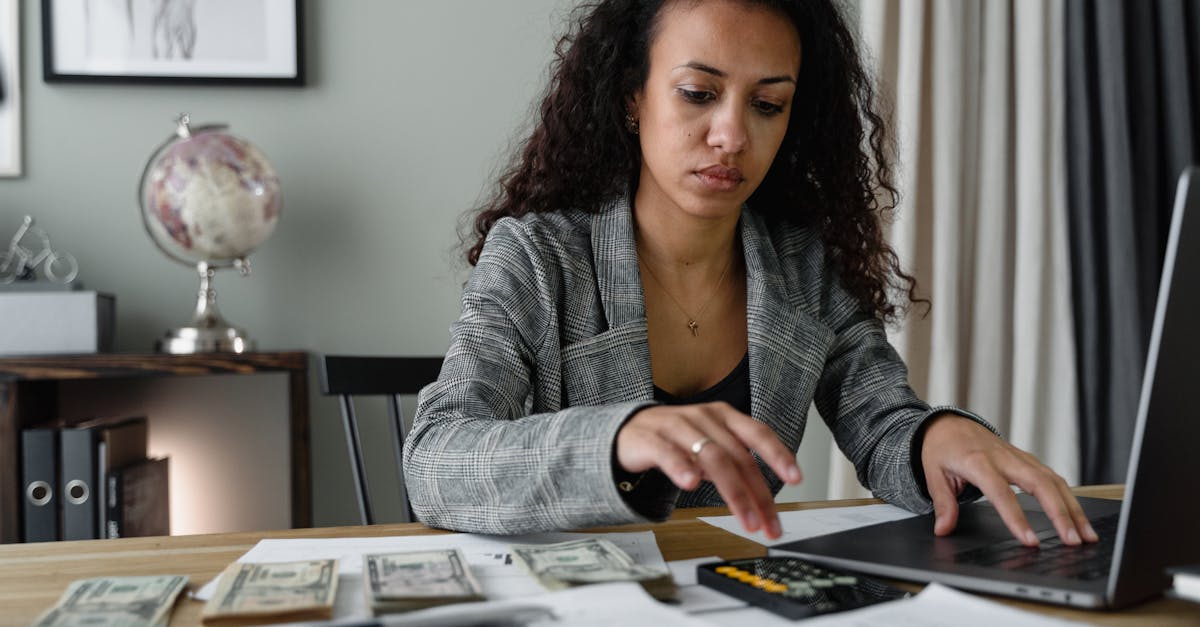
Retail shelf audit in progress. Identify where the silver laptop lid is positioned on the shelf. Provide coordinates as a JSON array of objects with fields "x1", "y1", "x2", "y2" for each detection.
[{"x1": 1108, "y1": 166, "x2": 1200, "y2": 606}]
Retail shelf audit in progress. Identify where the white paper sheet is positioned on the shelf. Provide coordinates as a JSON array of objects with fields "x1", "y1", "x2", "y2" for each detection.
[
  {"x1": 783, "y1": 583, "x2": 1094, "y2": 626},
  {"x1": 274, "y1": 581, "x2": 707, "y2": 626},
  {"x1": 699, "y1": 503, "x2": 917, "y2": 545},
  {"x1": 194, "y1": 530, "x2": 666, "y2": 619}
]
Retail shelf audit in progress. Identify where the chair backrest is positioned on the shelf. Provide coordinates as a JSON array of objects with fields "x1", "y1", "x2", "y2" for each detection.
[{"x1": 317, "y1": 355, "x2": 443, "y2": 525}]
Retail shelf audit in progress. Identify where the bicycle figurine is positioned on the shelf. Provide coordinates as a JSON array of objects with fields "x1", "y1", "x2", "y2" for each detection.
[{"x1": 0, "y1": 216, "x2": 79, "y2": 285}]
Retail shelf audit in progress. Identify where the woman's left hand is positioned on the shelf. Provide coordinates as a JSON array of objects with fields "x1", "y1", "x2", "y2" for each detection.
[{"x1": 919, "y1": 413, "x2": 1100, "y2": 547}]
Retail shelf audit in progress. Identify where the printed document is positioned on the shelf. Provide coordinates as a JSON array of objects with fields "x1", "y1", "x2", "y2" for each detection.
[{"x1": 700, "y1": 503, "x2": 916, "y2": 545}]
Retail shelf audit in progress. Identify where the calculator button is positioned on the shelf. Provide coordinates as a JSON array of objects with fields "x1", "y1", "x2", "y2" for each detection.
[
  {"x1": 810, "y1": 578, "x2": 834, "y2": 588},
  {"x1": 715, "y1": 566, "x2": 737, "y2": 575},
  {"x1": 833, "y1": 576, "x2": 858, "y2": 586}
]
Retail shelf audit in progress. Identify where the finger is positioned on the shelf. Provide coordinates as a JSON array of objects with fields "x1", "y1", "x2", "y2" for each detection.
[
  {"x1": 668, "y1": 421, "x2": 766, "y2": 534},
  {"x1": 971, "y1": 464, "x2": 1040, "y2": 546},
  {"x1": 655, "y1": 405, "x2": 783, "y2": 539},
  {"x1": 693, "y1": 439, "x2": 779, "y2": 537},
  {"x1": 1015, "y1": 463, "x2": 1087, "y2": 546},
  {"x1": 926, "y1": 470, "x2": 960, "y2": 537},
  {"x1": 1012, "y1": 451, "x2": 1098, "y2": 543},
  {"x1": 713, "y1": 405, "x2": 802, "y2": 484},
  {"x1": 1062, "y1": 482, "x2": 1099, "y2": 542},
  {"x1": 721, "y1": 448, "x2": 782, "y2": 539},
  {"x1": 1056, "y1": 477, "x2": 1098, "y2": 543},
  {"x1": 693, "y1": 407, "x2": 785, "y2": 538},
  {"x1": 641, "y1": 432, "x2": 701, "y2": 491}
]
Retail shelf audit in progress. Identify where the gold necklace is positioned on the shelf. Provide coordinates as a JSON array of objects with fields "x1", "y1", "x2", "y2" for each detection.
[{"x1": 639, "y1": 253, "x2": 733, "y2": 337}]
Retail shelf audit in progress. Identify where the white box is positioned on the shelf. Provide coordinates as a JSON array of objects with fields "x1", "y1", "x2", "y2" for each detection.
[{"x1": 0, "y1": 291, "x2": 115, "y2": 355}]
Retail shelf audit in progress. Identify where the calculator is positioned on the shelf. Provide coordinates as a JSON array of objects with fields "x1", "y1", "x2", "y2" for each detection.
[{"x1": 697, "y1": 557, "x2": 911, "y2": 619}]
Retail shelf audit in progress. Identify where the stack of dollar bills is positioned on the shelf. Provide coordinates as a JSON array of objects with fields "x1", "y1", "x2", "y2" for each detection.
[
  {"x1": 32, "y1": 575, "x2": 188, "y2": 627},
  {"x1": 363, "y1": 548, "x2": 486, "y2": 615},
  {"x1": 201, "y1": 559, "x2": 339, "y2": 624},
  {"x1": 511, "y1": 538, "x2": 677, "y2": 601}
]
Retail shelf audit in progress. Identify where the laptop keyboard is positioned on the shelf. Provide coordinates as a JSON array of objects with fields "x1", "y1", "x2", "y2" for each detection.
[{"x1": 952, "y1": 513, "x2": 1120, "y2": 581}]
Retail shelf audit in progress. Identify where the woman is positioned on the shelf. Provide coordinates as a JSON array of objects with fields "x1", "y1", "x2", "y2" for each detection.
[{"x1": 404, "y1": 0, "x2": 1096, "y2": 547}]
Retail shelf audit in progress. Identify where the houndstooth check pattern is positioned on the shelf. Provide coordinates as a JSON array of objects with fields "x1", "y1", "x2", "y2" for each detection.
[{"x1": 403, "y1": 196, "x2": 996, "y2": 534}]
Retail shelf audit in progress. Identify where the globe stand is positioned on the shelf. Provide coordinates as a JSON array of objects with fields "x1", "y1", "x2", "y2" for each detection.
[{"x1": 157, "y1": 261, "x2": 255, "y2": 354}]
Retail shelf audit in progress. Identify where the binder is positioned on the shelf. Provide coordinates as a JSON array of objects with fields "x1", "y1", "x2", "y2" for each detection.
[
  {"x1": 106, "y1": 457, "x2": 169, "y2": 539},
  {"x1": 59, "y1": 426, "x2": 100, "y2": 541},
  {"x1": 92, "y1": 417, "x2": 148, "y2": 538},
  {"x1": 60, "y1": 416, "x2": 149, "y2": 540},
  {"x1": 20, "y1": 428, "x2": 59, "y2": 543}
]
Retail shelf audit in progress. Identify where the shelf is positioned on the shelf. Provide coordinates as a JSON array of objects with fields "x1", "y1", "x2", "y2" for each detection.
[
  {"x1": 0, "y1": 351, "x2": 311, "y2": 543},
  {"x1": 0, "y1": 351, "x2": 307, "y2": 381}
]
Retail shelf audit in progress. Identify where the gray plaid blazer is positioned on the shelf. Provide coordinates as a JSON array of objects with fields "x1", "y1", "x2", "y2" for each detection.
[{"x1": 404, "y1": 196, "x2": 994, "y2": 534}]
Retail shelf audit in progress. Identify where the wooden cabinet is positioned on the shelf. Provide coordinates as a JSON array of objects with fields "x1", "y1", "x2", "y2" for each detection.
[{"x1": 0, "y1": 352, "x2": 310, "y2": 544}]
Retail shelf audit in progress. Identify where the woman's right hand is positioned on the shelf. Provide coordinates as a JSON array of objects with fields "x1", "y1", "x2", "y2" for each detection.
[{"x1": 615, "y1": 402, "x2": 801, "y2": 539}]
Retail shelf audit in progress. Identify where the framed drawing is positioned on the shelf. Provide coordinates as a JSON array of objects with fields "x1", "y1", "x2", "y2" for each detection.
[
  {"x1": 42, "y1": 0, "x2": 304, "y2": 85},
  {"x1": 0, "y1": 0, "x2": 21, "y2": 176}
]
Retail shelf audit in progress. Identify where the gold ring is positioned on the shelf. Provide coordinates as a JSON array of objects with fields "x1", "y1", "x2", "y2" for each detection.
[{"x1": 691, "y1": 437, "x2": 713, "y2": 456}]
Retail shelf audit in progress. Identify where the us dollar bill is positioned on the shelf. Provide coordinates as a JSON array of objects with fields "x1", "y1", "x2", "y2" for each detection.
[
  {"x1": 510, "y1": 538, "x2": 676, "y2": 601},
  {"x1": 31, "y1": 575, "x2": 188, "y2": 627},
  {"x1": 202, "y1": 559, "x2": 338, "y2": 623},
  {"x1": 364, "y1": 548, "x2": 485, "y2": 614}
]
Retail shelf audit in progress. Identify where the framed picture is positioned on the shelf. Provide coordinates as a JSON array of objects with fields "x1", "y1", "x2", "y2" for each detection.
[
  {"x1": 42, "y1": 0, "x2": 304, "y2": 85},
  {"x1": 0, "y1": 0, "x2": 21, "y2": 176}
]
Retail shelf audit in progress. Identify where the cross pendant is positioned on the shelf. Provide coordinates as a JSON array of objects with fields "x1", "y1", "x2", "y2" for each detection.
[{"x1": 688, "y1": 320, "x2": 699, "y2": 337}]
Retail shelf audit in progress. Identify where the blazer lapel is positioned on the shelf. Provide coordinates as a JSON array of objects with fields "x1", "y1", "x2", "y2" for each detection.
[
  {"x1": 560, "y1": 198, "x2": 654, "y2": 406},
  {"x1": 740, "y1": 211, "x2": 835, "y2": 449}
]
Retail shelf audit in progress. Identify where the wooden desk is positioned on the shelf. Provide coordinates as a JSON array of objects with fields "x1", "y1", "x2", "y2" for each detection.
[
  {"x1": 0, "y1": 352, "x2": 311, "y2": 544},
  {"x1": 0, "y1": 485, "x2": 1195, "y2": 625}
]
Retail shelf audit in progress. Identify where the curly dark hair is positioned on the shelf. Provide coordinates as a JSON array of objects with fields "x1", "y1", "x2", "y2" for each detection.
[{"x1": 466, "y1": 0, "x2": 924, "y2": 322}]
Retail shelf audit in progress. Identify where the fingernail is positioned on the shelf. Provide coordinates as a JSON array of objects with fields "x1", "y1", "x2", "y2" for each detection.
[
  {"x1": 1085, "y1": 524, "x2": 1098, "y2": 541},
  {"x1": 1067, "y1": 528, "x2": 1081, "y2": 545},
  {"x1": 768, "y1": 517, "x2": 782, "y2": 538},
  {"x1": 679, "y1": 471, "x2": 696, "y2": 486},
  {"x1": 745, "y1": 510, "x2": 761, "y2": 531},
  {"x1": 1024, "y1": 530, "x2": 1039, "y2": 546},
  {"x1": 787, "y1": 465, "x2": 802, "y2": 483}
]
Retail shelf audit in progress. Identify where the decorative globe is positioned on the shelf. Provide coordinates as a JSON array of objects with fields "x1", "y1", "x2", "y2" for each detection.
[
  {"x1": 138, "y1": 114, "x2": 281, "y2": 354},
  {"x1": 140, "y1": 118, "x2": 281, "y2": 266}
]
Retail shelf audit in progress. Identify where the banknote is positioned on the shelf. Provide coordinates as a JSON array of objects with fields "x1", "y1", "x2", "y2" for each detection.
[
  {"x1": 364, "y1": 548, "x2": 485, "y2": 614},
  {"x1": 202, "y1": 559, "x2": 338, "y2": 623},
  {"x1": 31, "y1": 574, "x2": 188, "y2": 627},
  {"x1": 510, "y1": 538, "x2": 676, "y2": 600}
]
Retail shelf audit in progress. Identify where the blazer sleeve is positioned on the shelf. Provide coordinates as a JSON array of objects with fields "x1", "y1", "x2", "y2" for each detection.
[
  {"x1": 812, "y1": 308, "x2": 999, "y2": 514},
  {"x1": 403, "y1": 219, "x2": 659, "y2": 534}
]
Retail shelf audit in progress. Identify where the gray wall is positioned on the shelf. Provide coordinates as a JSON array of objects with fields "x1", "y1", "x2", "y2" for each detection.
[{"x1": 1, "y1": 0, "x2": 832, "y2": 530}]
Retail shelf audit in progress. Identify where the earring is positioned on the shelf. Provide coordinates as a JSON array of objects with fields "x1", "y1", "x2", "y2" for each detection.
[{"x1": 625, "y1": 112, "x2": 640, "y2": 135}]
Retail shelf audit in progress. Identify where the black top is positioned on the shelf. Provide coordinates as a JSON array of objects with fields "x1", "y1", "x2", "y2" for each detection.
[{"x1": 653, "y1": 353, "x2": 751, "y2": 414}]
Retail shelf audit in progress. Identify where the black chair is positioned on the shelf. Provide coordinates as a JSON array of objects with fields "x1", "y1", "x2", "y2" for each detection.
[{"x1": 317, "y1": 355, "x2": 443, "y2": 525}]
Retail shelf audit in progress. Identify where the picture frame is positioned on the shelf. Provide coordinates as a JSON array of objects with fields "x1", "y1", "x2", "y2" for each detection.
[
  {"x1": 0, "y1": 0, "x2": 21, "y2": 176},
  {"x1": 42, "y1": 0, "x2": 304, "y2": 86}
]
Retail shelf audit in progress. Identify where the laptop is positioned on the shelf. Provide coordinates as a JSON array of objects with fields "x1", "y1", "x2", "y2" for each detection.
[{"x1": 771, "y1": 166, "x2": 1200, "y2": 609}]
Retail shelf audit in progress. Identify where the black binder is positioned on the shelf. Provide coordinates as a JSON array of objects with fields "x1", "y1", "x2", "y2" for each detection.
[
  {"x1": 20, "y1": 428, "x2": 59, "y2": 543},
  {"x1": 60, "y1": 426, "x2": 99, "y2": 541}
]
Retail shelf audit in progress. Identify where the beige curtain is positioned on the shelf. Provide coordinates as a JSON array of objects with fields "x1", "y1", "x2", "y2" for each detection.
[{"x1": 828, "y1": 0, "x2": 1079, "y2": 500}]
